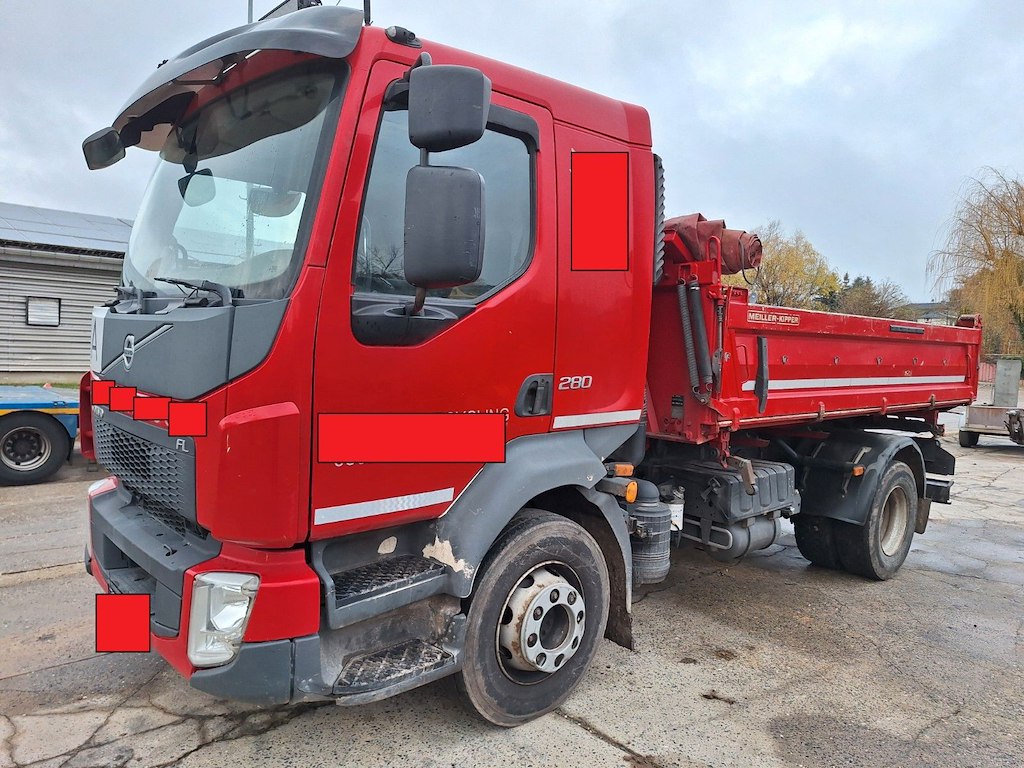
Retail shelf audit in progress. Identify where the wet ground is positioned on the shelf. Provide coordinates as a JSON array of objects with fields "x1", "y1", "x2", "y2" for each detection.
[{"x1": 1, "y1": 426, "x2": 1021, "y2": 768}]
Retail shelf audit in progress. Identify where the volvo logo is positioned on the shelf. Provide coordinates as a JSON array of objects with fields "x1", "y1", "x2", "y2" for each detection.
[{"x1": 123, "y1": 335, "x2": 136, "y2": 370}]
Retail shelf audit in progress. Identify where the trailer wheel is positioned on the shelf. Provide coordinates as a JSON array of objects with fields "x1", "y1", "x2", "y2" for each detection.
[
  {"x1": 793, "y1": 515, "x2": 841, "y2": 569},
  {"x1": 0, "y1": 412, "x2": 70, "y2": 486},
  {"x1": 835, "y1": 461, "x2": 917, "y2": 580},
  {"x1": 457, "y1": 509, "x2": 609, "y2": 727},
  {"x1": 958, "y1": 430, "x2": 979, "y2": 448}
]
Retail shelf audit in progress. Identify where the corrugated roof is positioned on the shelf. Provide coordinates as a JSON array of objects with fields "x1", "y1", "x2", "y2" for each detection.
[{"x1": 0, "y1": 202, "x2": 132, "y2": 257}]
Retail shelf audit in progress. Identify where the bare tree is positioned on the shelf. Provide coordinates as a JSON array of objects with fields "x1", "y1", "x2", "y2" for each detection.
[
  {"x1": 362, "y1": 243, "x2": 404, "y2": 279},
  {"x1": 930, "y1": 168, "x2": 1024, "y2": 353}
]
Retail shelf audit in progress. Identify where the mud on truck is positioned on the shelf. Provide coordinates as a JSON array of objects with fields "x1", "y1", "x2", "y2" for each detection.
[{"x1": 79, "y1": 5, "x2": 981, "y2": 725}]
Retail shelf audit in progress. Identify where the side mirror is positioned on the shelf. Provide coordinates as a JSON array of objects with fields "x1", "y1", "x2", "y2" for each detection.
[
  {"x1": 404, "y1": 165, "x2": 484, "y2": 289},
  {"x1": 408, "y1": 65, "x2": 491, "y2": 152},
  {"x1": 82, "y1": 128, "x2": 125, "y2": 170}
]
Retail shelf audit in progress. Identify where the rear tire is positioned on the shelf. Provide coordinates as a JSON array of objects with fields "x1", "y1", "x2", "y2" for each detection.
[
  {"x1": 958, "y1": 430, "x2": 979, "y2": 448},
  {"x1": 835, "y1": 461, "x2": 917, "y2": 580},
  {"x1": 793, "y1": 515, "x2": 841, "y2": 569},
  {"x1": 0, "y1": 412, "x2": 70, "y2": 485},
  {"x1": 457, "y1": 509, "x2": 609, "y2": 727}
]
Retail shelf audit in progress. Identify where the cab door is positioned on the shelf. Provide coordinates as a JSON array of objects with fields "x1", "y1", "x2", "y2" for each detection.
[{"x1": 310, "y1": 59, "x2": 557, "y2": 539}]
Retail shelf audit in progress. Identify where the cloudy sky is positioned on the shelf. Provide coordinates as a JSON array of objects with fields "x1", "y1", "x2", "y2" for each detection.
[{"x1": 1, "y1": 1, "x2": 1022, "y2": 300}]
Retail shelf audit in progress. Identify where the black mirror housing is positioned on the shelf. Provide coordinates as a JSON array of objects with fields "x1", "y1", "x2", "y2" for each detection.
[
  {"x1": 404, "y1": 165, "x2": 485, "y2": 289},
  {"x1": 82, "y1": 128, "x2": 126, "y2": 170},
  {"x1": 408, "y1": 65, "x2": 491, "y2": 152}
]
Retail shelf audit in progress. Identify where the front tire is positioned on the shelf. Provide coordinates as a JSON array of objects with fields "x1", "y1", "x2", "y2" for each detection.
[
  {"x1": 457, "y1": 509, "x2": 610, "y2": 727},
  {"x1": 835, "y1": 461, "x2": 917, "y2": 580},
  {"x1": 0, "y1": 413, "x2": 70, "y2": 485}
]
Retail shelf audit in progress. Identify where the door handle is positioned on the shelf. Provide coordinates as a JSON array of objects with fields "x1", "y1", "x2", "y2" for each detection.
[{"x1": 515, "y1": 374, "x2": 553, "y2": 417}]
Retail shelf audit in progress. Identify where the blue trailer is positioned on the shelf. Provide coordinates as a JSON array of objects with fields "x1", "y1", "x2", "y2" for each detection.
[{"x1": 0, "y1": 385, "x2": 79, "y2": 485}]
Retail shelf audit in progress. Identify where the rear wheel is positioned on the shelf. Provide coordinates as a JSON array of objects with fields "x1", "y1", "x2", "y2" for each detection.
[
  {"x1": 457, "y1": 509, "x2": 609, "y2": 726},
  {"x1": 958, "y1": 429, "x2": 979, "y2": 448},
  {"x1": 0, "y1": 413, "x2": 70, "y2": 485},
  {"x1": 835, "y1": 461, "x2": 917, "y2": 580},
  {"x1": 793, "y1": 515, "x2": 841, "y2": 569}
]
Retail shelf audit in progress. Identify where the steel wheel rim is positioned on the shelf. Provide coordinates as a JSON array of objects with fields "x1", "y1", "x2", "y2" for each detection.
[
  {"x1": 495, "y1": 561, "x2": 586, "y2": 685},
  {"x1": 1, "y1": 426, "x2": 51, "y2": 472},
  {"x1": 879, "y1": 485, "x2": 910, "y2": 557}
]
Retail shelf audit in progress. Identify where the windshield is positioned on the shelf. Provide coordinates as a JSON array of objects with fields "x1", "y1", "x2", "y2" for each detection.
[{"x1": 124, "y1": 61, "x2": 341, "y2": 300}]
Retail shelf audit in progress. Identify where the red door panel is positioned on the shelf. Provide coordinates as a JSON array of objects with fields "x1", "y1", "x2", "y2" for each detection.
[
  {"x1": 551, "y1": 124, "x2": 653, "y2": 433},
  {"x1": 310, "y1": 60, "x2": 557, "y2": 539}
]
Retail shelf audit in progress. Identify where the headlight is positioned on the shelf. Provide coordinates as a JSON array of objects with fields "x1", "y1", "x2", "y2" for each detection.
[{"x1": 187, "y1": 572, "x2": 259, "y2": 668}]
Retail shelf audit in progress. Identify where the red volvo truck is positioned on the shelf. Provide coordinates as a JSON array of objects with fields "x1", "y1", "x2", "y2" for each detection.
[{"x1": 79, "y1": 5, "x2": 981, "y2": 725}]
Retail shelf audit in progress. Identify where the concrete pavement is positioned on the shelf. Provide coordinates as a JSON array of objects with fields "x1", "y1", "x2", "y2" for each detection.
[{"x1": 1, "y1": 434, "x2": 1021, "y2": 767}]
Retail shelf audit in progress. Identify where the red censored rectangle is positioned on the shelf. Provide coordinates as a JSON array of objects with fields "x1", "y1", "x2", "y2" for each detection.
[
  {"x1": 95, "y1": 594, "x2": 151, "y2": 653},
  {"x1": 92, "y1": 379, "x2": 114, "y2": 406},
  {"x1": 571, "y1": 152, "x2": 629, "y2": 271},
  {"x1": 133, "y1": 396, "x2": 171, "y2": 421},
  {"x1": 108, "y1": 386, "x2": 137, "y2": 413},
  {"x1": 318, "y1": 414, "x2": 506, "y2": 463},
  {"x1": 168, "y1": 402, "x2": 207, "y2": 437}
]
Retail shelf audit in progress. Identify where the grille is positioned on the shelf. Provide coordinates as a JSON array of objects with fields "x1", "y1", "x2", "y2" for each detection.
[{"x1": 94, "y1": 419, "x2": 203, "y2": 538}]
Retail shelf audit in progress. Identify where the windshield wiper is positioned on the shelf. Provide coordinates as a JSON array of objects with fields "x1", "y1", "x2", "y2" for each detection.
[
  {"x1": 104, "y1": 283, "x2": 156, "y2": 314},
  {"x1": 154, "y1": 276, "x2": 235, "y2": 307}
]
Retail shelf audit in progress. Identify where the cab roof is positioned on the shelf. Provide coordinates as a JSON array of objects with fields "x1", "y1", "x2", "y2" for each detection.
[
  {"x1": 106, "y1": 5, "x2": 650, "y2": 152},
  {"x1": 407, "y1": 33, "x2": 652, "y2": 147}
]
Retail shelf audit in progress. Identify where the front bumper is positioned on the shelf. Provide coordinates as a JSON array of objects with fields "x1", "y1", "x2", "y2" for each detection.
[
  {"x1": 89, "y1": 481, "x2": 219, "y2": 636},
  {"x1": 87, "y1": 483, "x2": 321, "y2": 700},
  {"x1": 190, "y1": 637, "x2": 314, "y2": 706}
]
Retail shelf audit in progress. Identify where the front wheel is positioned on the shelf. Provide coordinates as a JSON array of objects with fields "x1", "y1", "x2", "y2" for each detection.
[
  {"x1": 0, "y1": 413, "x2": 70, "y2": 485},
  {"x1": 457, "y1": 509, "x2": 610, "y2": 726},
  {"x1": 835, "y1": 461, "x2": 917, "y2": 580}
]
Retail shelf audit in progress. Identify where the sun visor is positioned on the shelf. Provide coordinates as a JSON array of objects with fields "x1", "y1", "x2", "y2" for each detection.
[{"x1": 112, "y1": 6, "x2": 362, "y2": 151}]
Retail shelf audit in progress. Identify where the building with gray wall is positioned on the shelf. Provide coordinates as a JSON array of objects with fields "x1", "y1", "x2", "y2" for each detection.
[{"x1": 1, "y1": 203, "x2": 129, "y2": 381}]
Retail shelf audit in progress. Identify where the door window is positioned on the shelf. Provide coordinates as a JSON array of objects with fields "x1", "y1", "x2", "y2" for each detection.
[{"x1": 354, "y1": 109, "x2": 533, "y2": 303}]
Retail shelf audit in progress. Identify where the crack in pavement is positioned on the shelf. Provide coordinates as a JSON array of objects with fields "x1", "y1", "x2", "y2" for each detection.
[
  {"x1": 143, "y1": 702, "x2": 329, "y2": 768},
  {"x1": 804, "y1": 581, "x2": 951, "y2": 703},
  {"x1": 55, "y1": 669, "x2": 165, "y2": 768},
  {"x1": 908, "y1": 706, "x2": 963, "y2": 747},
  {"x1": 0, "y1": 529, "x2": 69, "y2": 543},
  {"x1": 557, "y1": 709, "x2": 679, "y2": 768},
  {"x1": 0, "y1": 654, "x2": 103, "y2": 683},
  {"x1": 6, "y1": 678, "x2": 329, "y2": 768},
  {"x1": 631, "y1": 583, "x2": 677, "y2": 606},
  {"x1": 913, "y1": 566, "x2": 1024, "y2": 596},
  {"x1": 1, "y1": 712, "x2": 14, "y2": 767},
  {"x1": 0, "y1": 562, "x2": 81, "y2": 582}
]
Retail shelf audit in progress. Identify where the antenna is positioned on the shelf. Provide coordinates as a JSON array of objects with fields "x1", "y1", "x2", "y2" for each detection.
[{"x1": 363, "y1": 0, "x2": 371, "y2": 25}]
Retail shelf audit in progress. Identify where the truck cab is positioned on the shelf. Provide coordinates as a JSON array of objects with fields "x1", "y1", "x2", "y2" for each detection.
[{"x1": 82, "y1": 6, "x2": 654, "y2": 724}]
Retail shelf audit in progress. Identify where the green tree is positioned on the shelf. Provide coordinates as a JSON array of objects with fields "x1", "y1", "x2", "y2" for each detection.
[
  {"x1": 837, "y1": 276, "x2": 913, "y2": 319},
  {"x1": 736, "y1": 220, "x2": 840, "y2": 309}
]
